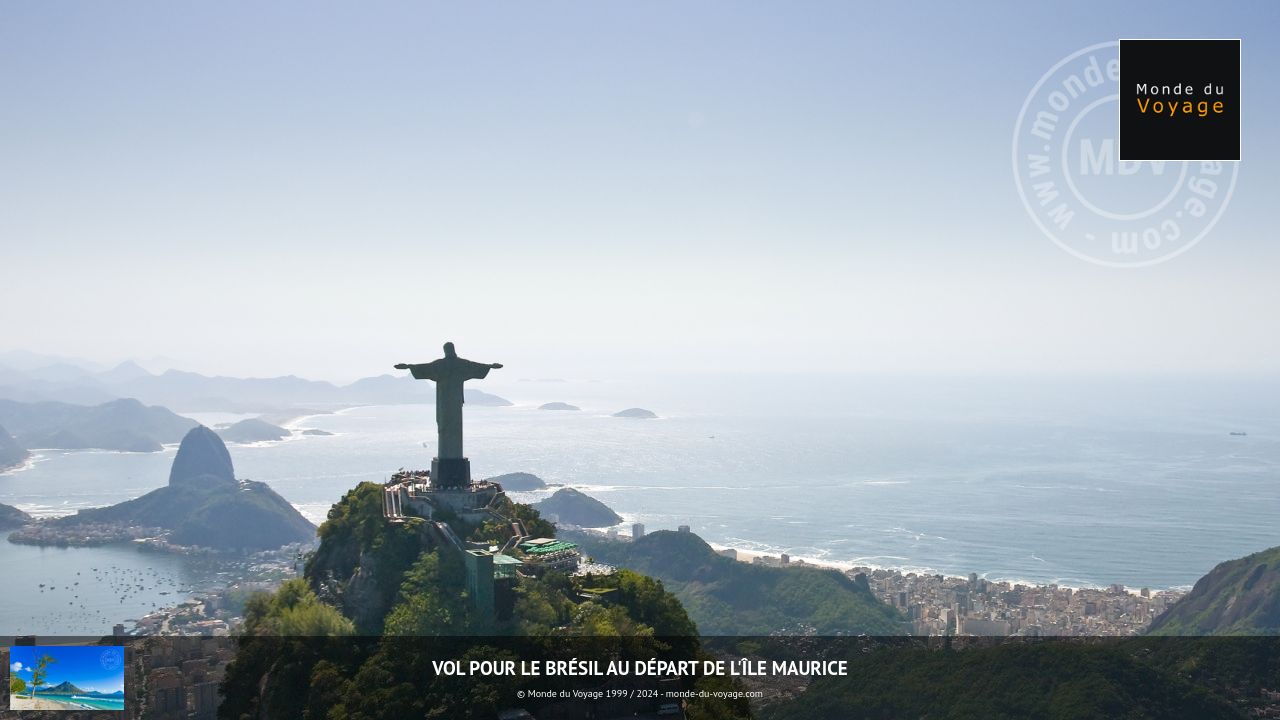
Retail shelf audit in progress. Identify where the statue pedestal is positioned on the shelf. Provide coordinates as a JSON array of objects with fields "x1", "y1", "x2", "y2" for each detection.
[{"x1": 431, "y1": 457, "x2": 471, "y2": 489}]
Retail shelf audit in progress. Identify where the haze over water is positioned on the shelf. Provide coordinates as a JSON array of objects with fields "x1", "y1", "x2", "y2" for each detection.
[{"x1": 1, "y1": 373, "x2": 1277, "y2": 634}]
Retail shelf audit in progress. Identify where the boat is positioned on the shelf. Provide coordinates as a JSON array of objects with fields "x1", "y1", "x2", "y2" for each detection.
[{"x1": 1229, "y1": 431, "x2": 1247, "y2": 436}]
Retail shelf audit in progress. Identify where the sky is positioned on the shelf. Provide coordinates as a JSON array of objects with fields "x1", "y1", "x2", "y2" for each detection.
[
  {"x1": 9, "y1": 645, "x2": 125, "y2": 694},
  {"x1": 1, "y1": 2, "x2": 1278, "y2": 383}
]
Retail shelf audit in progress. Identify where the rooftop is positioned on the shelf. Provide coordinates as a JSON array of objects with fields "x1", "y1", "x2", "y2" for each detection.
[{"x1": 520, "y1": 540, "x2": 579, "y2": 555}]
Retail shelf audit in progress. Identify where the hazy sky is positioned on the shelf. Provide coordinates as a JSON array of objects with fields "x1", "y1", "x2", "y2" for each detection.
[{"x1": 2, "y1": 2, "x2": 1277, "y2": 382}]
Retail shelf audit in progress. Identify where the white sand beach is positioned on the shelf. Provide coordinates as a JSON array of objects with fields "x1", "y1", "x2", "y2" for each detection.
[{"x1": 10, "y1": 694, "x2": 93, "y2": 710}]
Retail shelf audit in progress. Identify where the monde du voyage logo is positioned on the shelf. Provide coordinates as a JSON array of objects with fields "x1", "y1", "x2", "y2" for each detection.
[{"x1": 1013, "y1": 40, "x2": 1240, "y2": 267}]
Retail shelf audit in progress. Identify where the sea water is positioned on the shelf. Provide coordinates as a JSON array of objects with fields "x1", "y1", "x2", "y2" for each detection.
[
  {"x1": 62, "y1": 696, "x2": 127, "y2": 711},
  {"x1": 0, "y1": 529, "x2": 230, "y2": 636},
  {"x1": 1, "y1": 373, "x2": 1277, "y2": 634}
]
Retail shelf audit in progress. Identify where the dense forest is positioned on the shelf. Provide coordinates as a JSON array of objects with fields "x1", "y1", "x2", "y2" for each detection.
[{"x1": 219, "y1": 482, "x2": 751, "y2": 720}]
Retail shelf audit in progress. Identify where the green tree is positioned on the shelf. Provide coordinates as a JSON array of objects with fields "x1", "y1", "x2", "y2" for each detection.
[
  {"x1": 31, "y1": 653, "x2": 55, "y2": 702},
  {"x1": 384, "y1": 550, "x2": 477, "y2": 636},
  {"x1": 9, "y1": 676, "x2": 25, "y2": 695},
  {"x1": 243, "y1": 578, "x2": 355, "y2": 636}
]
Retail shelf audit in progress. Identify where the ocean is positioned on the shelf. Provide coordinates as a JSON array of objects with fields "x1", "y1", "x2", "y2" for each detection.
[
  {"x1": 52, "y1": 696, "x2": 126, "y2": 711},
  {"x1": 1, "y1": 373, "x2": 1277, "y2": 635}
]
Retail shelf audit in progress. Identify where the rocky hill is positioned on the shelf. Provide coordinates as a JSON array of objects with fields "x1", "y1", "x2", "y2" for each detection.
[
  {"x1": 18, "y1": 426, "x2": 313, "y2": 552},
  {"x1": 0, "y1": 398, "x2": 196, "y2": 452},
  {"x1": 168, "y1": 426, "x2": 237, "y2": 488},
  {"x1": 571, "y1": 529, "x2": 904, "y2": 635},
  {"x1": 0, "y1": 423, "x2": 28, "y2": 470},
  {"x1": 41, "y1": 680, "x2": 87, "y2": 696},
  {"x1": 535, "y1": 488, "x2": 621, "y2": 527},
  {"x1": 216, "y1": 418, "x2": 291, "y2": 443},
  {"x1": 1148, "y1": 544, "x2": 1280, "y2": 635},
  {"x1": 488, "y1": 471, "x2": 547, "y2": 490},
  {"x1": 0, "y1": 502, "x2": 31, "y2": 529},
  {"x1": 217, "y1": 480, "x2": 735, "y2": 720}
]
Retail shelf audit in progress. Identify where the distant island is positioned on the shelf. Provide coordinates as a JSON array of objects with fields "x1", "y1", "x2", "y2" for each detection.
[
  {"x1": 487, "y1": 471, "x2": 547, "y2": 490},
  {"x1": 216, "y1": 418, "x2": 291, "y2": 443},
  {"x1": 0, "y1": 398, "x2": 195, "y2": 452},
  {"x1": 535, "y1": 488, "x2": 622, "y2": 527},
  {"x1": 613, "y1": 407, "x2": 658, "y2": 419},
  {"x1": 538, "y1": 401, "x2": 581, "y2": 411},
  {"x1": 0, "y1": 502, "x2": 31, "y2": 529},
  {"x1": 8, "y1": 426, "x2": 315, "y2": 552},
  {"x1": 301, "y1": 428, "x2": 334, "y2": 436},
  {"x1": 0, "y1": 422, "x2": 29, "y2": 470}
]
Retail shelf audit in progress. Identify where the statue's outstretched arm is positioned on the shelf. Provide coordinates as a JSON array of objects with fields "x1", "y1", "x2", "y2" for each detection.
[
  {"x1": 394, "y1": 363, "x2": 411, "y2": 370},
  {"x1": 490, "y1": 363, "x2": 503, "y2": 369}
]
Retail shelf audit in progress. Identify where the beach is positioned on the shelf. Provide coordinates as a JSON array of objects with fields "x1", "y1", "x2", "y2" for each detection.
[{"x1": 10, "y1": 694, "x2": 93, "y2": 710}]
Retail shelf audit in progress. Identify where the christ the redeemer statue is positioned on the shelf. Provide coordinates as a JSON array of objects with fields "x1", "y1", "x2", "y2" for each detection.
[{"x1": 395, "y1": 342, "x2": 502, "y2": 488}]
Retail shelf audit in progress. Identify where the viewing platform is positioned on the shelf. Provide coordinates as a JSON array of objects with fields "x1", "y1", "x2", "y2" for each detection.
[{"x1": 382, "y1": 469, "x2": 507, "y2": 525}]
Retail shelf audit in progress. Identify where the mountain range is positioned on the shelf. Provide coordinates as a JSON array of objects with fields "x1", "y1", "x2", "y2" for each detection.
[
  {"x1": 0, "y1": 398, "x2": 196, "y2": 452},
  {"x1": 0, "y1": 354, "x2": 511, "y2": 412},
  {"x1": 0, "y1": 352, "x2": 512, "y2": 452},
  {"x1": 0, "y1": 422, "x2": 29, "y2": 469}
]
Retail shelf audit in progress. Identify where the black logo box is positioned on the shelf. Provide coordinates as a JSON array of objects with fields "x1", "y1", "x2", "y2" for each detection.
[{"x1": 1119, "y1": 39, "x2": 1240, "y2": 161}]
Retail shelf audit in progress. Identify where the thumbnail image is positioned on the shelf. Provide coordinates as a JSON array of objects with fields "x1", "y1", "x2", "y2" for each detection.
[{"x1": 8, "y1": 645, "x2": 125, "y2": 712}]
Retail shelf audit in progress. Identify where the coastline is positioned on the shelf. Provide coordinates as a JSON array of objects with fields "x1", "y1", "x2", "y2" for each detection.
[
  {"x1": 271, "y1": 404, "x2": 370, "y2": 432},
  {"x1": 572, "y1": 525, "x2": 1185, "y2": 635},
  {"x1": 9, "y1": 695, "x2": 101, "y2": 710},
  {"x1": 0, "y1": 452, "x2": 41, "y2": 476},
  {"x1": 582, "y1": 519, "x2": 1193, "y2": 596},
  {"x1": 701, "y1": 538, "x2": 1190, "y2": 596}
]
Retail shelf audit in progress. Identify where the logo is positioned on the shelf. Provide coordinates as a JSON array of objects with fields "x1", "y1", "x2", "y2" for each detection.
[
  {"x1": 100, "y1": 647, "x2": 123, "y2": 672},
  {"x1": 1119, "y1": 39, "x2": 1240, "y2": 161},
  {"x1": 1013, "y1": 42, "x2": 1237, "y2": 267}
]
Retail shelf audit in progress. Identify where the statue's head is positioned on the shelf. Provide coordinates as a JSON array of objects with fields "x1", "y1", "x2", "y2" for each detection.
[{"x1": 443, "y1": 342, "x2": 457, "y2": 357}]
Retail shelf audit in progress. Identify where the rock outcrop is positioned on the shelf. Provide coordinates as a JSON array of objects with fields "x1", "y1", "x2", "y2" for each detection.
[
  {"x1": 13, "y1": 426, "x2": 313, "y2": 552},
  {"x1": 169, "y1": 425, "x2": 236, "y2": 488},
  {"x1": 534, "y1": 488, "x2": 622, "y2": 528},
  {"x1": 488, "y1": 472, "x2": 547, "y2": 491}
]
